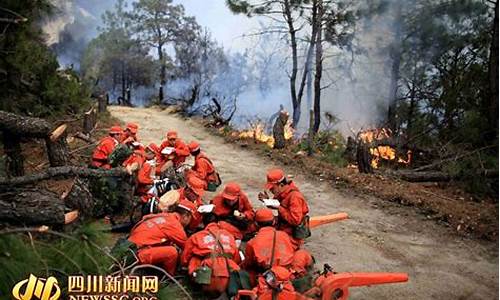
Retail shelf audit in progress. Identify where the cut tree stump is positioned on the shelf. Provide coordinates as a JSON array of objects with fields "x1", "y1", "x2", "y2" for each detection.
[
  {"x1": 98, "y1": 95, "x2": 107, "y2": 113},
  {"x1": 0, "y1": 188, "x2": 66, "y2": 226},
  {"x1": 83, "y1": 107, "x2": 97, "y2": 134}
]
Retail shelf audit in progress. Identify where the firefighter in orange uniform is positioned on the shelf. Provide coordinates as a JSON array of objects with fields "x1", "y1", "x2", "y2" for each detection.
[
  {"x1": 245, "y1": 266, "x2": 309, "y2": 300},
  {"x1": 179, "y1": 173, "x2": 207, "y2": 231},
  {"x1": 258, "y1": 169, "x2": 310, "y2": 242},
  {"x1": 121, "y1": 122, "x2": 139, "y2": 145},
  {"x1": 91, "y1": 126, "x2": 122, "y2": 169},
  {"x1": 187, "y1": 141, "x2": 219, "y2": 187},
  {"x1": 210, "y1": 182, "x2": 255, "y2": 227},
  {"x1": 122, "y1": 142, "x2": 145, "y2": 175},
  {"x1": 159, "y1": 130, "x2": 190, "y2": 170},
  {"x1": 128, "y1": 200, "x2": 196, "y2": 275},
  {"x1": 136, "y1": 143, "x2": 160, "y2": 203},
  {"x1": 181, "y1": 222, "x2": 241, "y2": 295},
  {"x1": 243, "y1": 208, "x2": 314, "y2": 286}
]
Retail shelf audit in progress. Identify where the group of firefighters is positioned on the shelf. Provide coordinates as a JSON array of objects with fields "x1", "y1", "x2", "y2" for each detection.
[{"x1": 90, "y1": 123, "x2": 349, "y2": 299}]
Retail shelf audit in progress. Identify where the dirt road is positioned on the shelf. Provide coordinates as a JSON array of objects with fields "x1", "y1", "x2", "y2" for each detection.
[{"x1": 110, "y1": 106, "x2": 498, "y2": 299}]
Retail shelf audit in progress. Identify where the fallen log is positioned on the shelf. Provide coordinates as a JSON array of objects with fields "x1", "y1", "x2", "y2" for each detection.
[
  {"x1": 0, "y1": 110, "x2": 51, "y2": 138},
  {"x1": 0, "y1": 188, "x2": 66, "y2": 226},
  {"x1": 389, "y1": 168, "x2": 499, "y2": 182},
  {"x1": 0, "y1": 166, "x2": 129, "y2": 187},
  {"x1": 73, "y1": 132, "x2": 96, "y2": 143},
  {"x1": 393, "y1": 170, "x2": 451, "y2": 182}
]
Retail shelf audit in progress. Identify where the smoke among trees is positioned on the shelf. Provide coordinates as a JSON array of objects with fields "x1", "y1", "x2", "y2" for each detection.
[{"x1": 30, "y1": 0, "x2": 498, "y2": 194}]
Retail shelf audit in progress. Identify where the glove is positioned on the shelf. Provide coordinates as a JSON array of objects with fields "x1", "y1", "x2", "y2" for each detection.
[{"x1": 258, "y1": 191, "x2": 270, "y2": 201}]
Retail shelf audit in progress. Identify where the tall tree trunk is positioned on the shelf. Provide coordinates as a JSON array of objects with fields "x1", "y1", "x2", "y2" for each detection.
[
  {"x1": 284, "y1": 0, "x2": 300, "y2": 128},
  {"x1": 487, "y1": 0, "x2": 499, "y2": 141},
  {"x1": 121, "y1": 63, "x2": 126, "y2": 105},
  {"x1": 158, "y1": 45, "x2": 166, "y2": 103},
  {"x1": 387, "y1": 2, "x2": 402, "y2": 132},
  {"x1": 312, "y1": 0, "x2": 323, "y2": 134},
  {"x1": 297, "y1": 0, "x2": 318, "y2": 128}
]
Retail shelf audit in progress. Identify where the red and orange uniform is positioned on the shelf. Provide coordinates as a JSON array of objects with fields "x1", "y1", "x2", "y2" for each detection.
[
  {"x1": 181, "y1": 222, "x2": 241, "y2": 294},
  {"x1": 91, "y1": 126, "x2": 121, "y2": 169}
]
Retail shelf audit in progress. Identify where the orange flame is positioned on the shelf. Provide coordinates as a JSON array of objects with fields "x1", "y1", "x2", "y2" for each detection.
[
  {"x1": 238, "y1": 120, "x2": 294, "y2": 148},
  {"x1": 359, "y1": 128, "x2": 411, "y2": 168}
]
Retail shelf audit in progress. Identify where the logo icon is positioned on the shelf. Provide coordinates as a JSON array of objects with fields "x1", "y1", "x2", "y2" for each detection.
[{"x1": 12, "y1": 274, "x2": 61, "y2": 300}]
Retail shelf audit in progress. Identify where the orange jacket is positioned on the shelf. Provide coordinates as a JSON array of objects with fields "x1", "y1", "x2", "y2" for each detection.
[
  {"x1": 252, "y1": 276, "x2": 307, "y2": 300},
  {"x1": 136, "y1": 160, "x2": 156, "y2": 195},
  {"x1": 191, "y1": 152, "x2": 217, "y2": 183},
  {"x1": 120, "y1": 133, "x2": 138, "y2": 145},
  {"x1": 243, "y1": 227, "x2": 297, "y2": 271},
  {"x1": 275, "y1": 183, "x2": 309, "y2": 234},
  {"x1": 128, "y1": 212, "x2": 187, "y2": 249},
  {"x1": 218, "y1": 220, "x2": 244, "y2": 241},
  {"x1": 122, "y1": 150, "x2": 145, "y2": 169},
  {"x1": 178, "y1": 188, "x2": 203, "y2": 230},
  {"x1": 210, "y1": 193, "x2": 255, "y2": 221},
  {"x1": 160, "y1": 139, "x2": 190, "y2": 166},
  {"x1": 181, "y1": 223, "x2": 240, "y2": 276},
  {"x1": 91, "y1": 136, "x2": 119, "y2": 168}
]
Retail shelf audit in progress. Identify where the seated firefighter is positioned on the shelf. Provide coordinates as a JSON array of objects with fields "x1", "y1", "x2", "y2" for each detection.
[
  {"x1": 180, "y1": 221, "x2": 242, "y2": 296},
  {"x1": 210, "y1": 182, "x2": 255, "y2": 231},
  {"x1": 243, "y1": 208, "x2": 314, "y2": 287},
  {"x1": 91, "y1": 126, "x2": 122, "y2": 169},
  {"x1": 187, "y1": 141, "x2": 221, "y2": 191},
  {"x1": 120, "y1": 122, "x2": 139, "y2": 145},
  {"x1": 236, "y1": 265, "x2": 309, "y2": 300},
  {"x1": 259, "y1": 169, "x2": 310, "y2": 246},
  {"x1": 158, "y1": 130, "x2": 190, "y2": 171},
  {"x1": 127, "y1": 200, "x2": 196, "y2": 275},
  {"x1": 136, "y1": 143, "x2": 160, "y2": 203}
]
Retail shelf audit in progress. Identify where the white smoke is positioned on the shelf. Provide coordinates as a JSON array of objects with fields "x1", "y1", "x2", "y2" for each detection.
[{"x1": 41, "y1": 0, "x2": 75, "y2": 46}]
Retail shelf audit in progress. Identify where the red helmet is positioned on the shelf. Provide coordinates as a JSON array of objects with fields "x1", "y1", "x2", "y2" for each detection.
[
  {"x1": 255, "y1": 208, "x2": 274, "y2": 223},
  {"x1": 265, "y1": 169, "x2": 286, "y2": 189},
  {"x1": 188, "y1": 141, "x2": 200, "y2": 153},
  {"x1": 109, "y1": 126, "x2": 122, "y2": 135},
  {"x1": 222, "y1": 182, "x2": 240, "y2": 201}
]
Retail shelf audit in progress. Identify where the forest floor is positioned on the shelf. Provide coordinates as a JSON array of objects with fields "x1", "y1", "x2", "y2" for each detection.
[{"x1": 109, "y1": 106, "x2": 498, "y2": 300}]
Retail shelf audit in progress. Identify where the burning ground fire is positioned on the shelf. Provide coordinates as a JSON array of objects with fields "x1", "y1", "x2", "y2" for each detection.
[
  {"x1": 235, "y1": 120, "x2": 294, "y2": 148},
  {"x1": 358, "y1": 128, "x2": 412, "y2": 169}
]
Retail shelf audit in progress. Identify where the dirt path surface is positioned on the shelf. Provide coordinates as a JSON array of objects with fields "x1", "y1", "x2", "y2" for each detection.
[{"x1": 110, "y1": 106, "x2": 498, "y2": 299}]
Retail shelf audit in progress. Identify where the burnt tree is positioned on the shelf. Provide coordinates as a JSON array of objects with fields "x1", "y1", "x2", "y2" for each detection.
[
  {"x1": 273, "y1": 111, "x2": 289, "y2": 149},
  {"x1": 356, "y1": 142, "x2": 373, "y2": 174}
]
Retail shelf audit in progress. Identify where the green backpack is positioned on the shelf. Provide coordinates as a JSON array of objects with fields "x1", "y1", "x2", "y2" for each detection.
[{"x1": 109, "y1": 144, "x2": 133, "y2": 167}]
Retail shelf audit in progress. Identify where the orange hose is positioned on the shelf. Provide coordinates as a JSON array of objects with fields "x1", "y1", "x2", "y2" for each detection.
[{"x1": 309, "y1": 212, "x2": 349, "y2": 229}]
